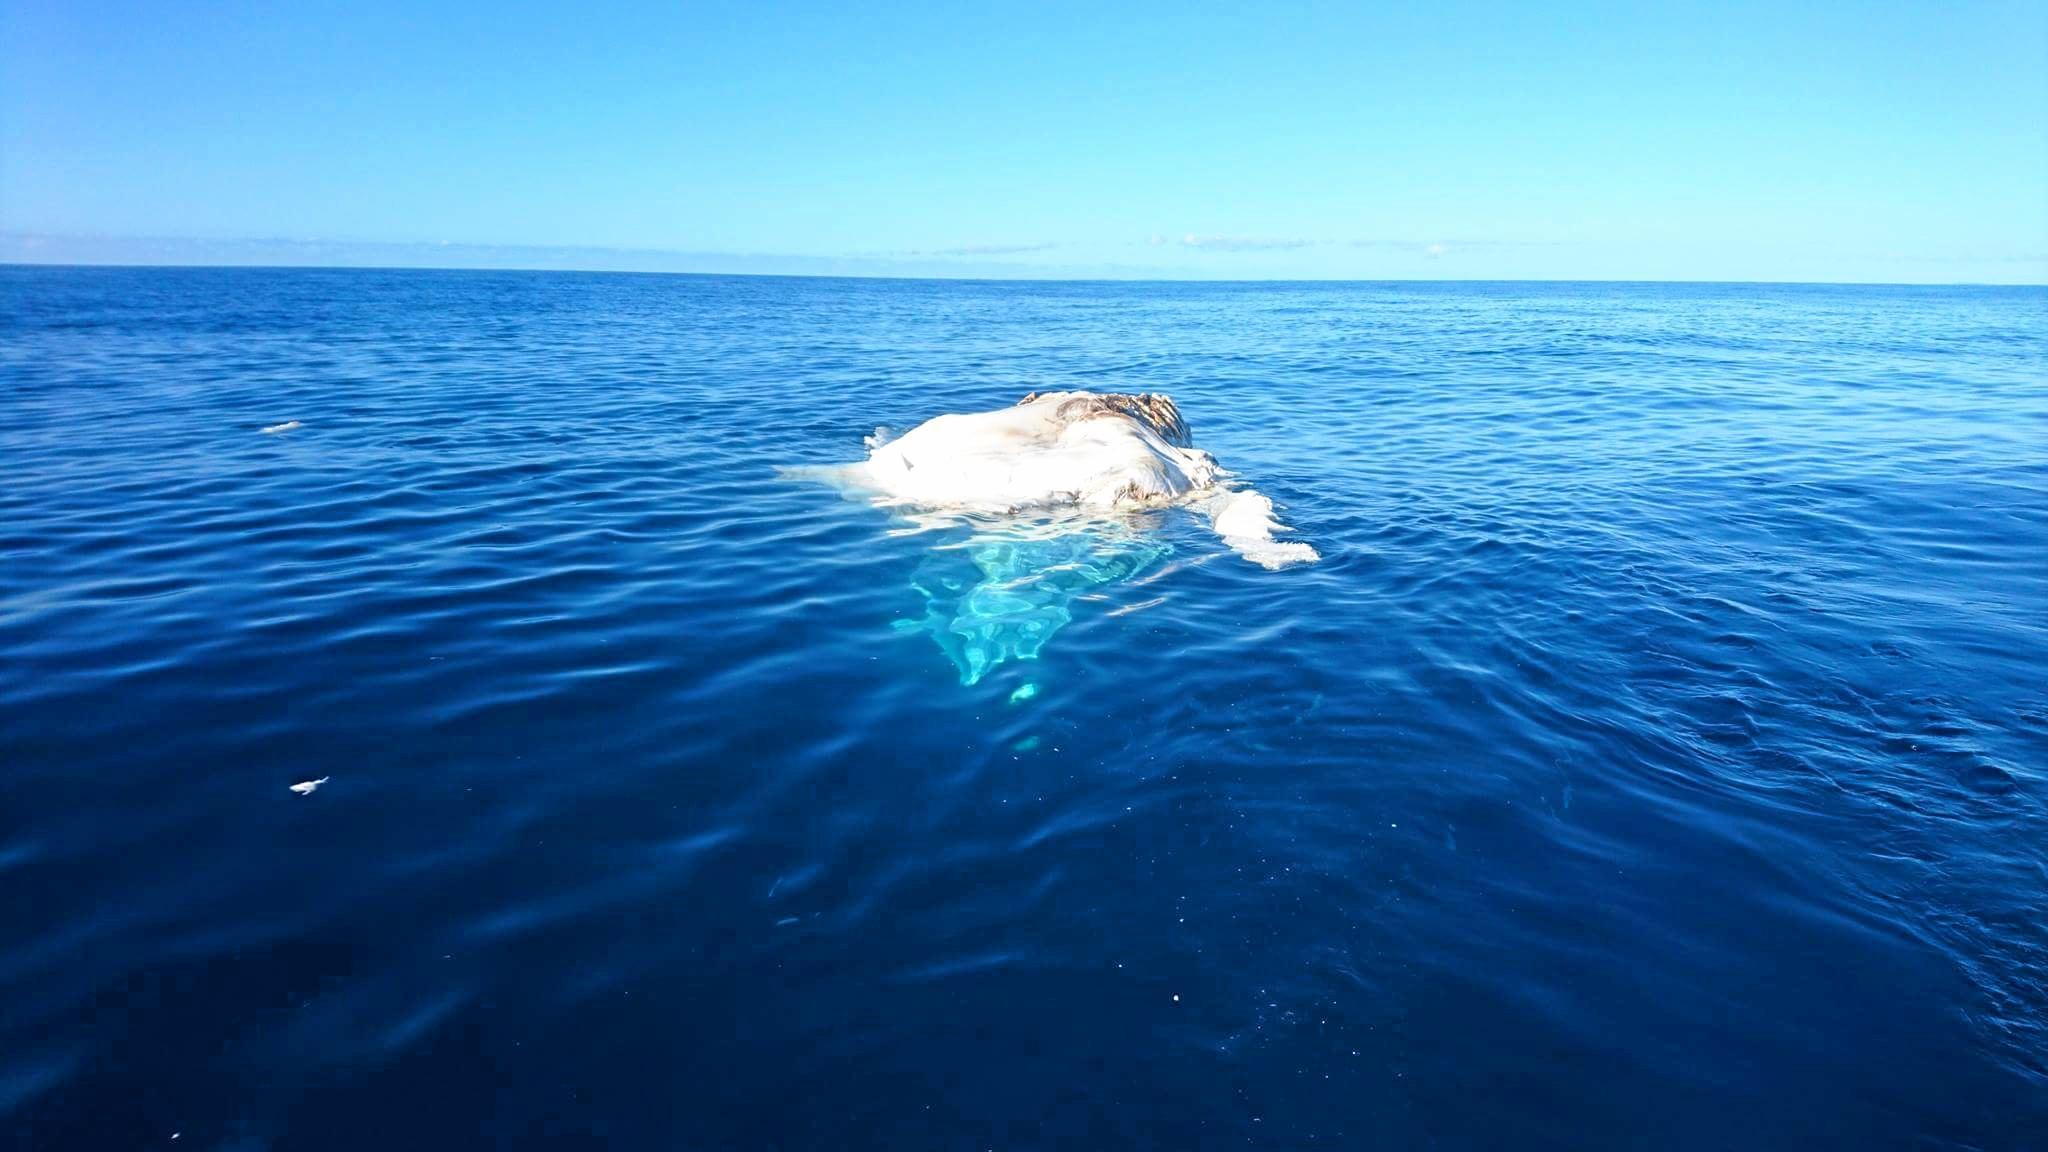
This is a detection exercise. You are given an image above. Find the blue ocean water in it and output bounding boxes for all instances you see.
[2,266,2045,1149]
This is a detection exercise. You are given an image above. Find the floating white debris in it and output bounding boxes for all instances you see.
[261,420,302,434]
[1208,489,1319,569]
[289,776,330,795]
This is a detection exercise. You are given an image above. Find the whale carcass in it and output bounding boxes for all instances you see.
[859,390,1317,569]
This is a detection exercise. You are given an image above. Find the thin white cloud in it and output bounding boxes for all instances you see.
[1178,234,1312,252]
[924,242,1058,257]
[1347,237,1562,251]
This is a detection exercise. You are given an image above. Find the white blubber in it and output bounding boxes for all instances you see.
[858,390,1317,568]
[1208,489,1319,570]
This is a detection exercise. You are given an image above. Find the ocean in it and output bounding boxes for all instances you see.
[3,267,2044,1149]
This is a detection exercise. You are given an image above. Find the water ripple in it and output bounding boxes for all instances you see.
[2,269,2044,1149]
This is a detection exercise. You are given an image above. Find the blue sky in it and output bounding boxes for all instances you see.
[3,1,2043,281]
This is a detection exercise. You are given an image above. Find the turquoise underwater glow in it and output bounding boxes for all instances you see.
[898,517,1175,685]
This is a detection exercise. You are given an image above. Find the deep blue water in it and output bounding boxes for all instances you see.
[3,267,2046,1150]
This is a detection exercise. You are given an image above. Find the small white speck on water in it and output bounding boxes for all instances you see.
[1172,994,1180,1002]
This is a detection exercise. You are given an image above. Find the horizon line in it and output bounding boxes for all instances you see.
[2,260,2041,290]
[4,229,2043,288]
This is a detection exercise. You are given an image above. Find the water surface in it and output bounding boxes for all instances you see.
[3,268,2045,1148]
